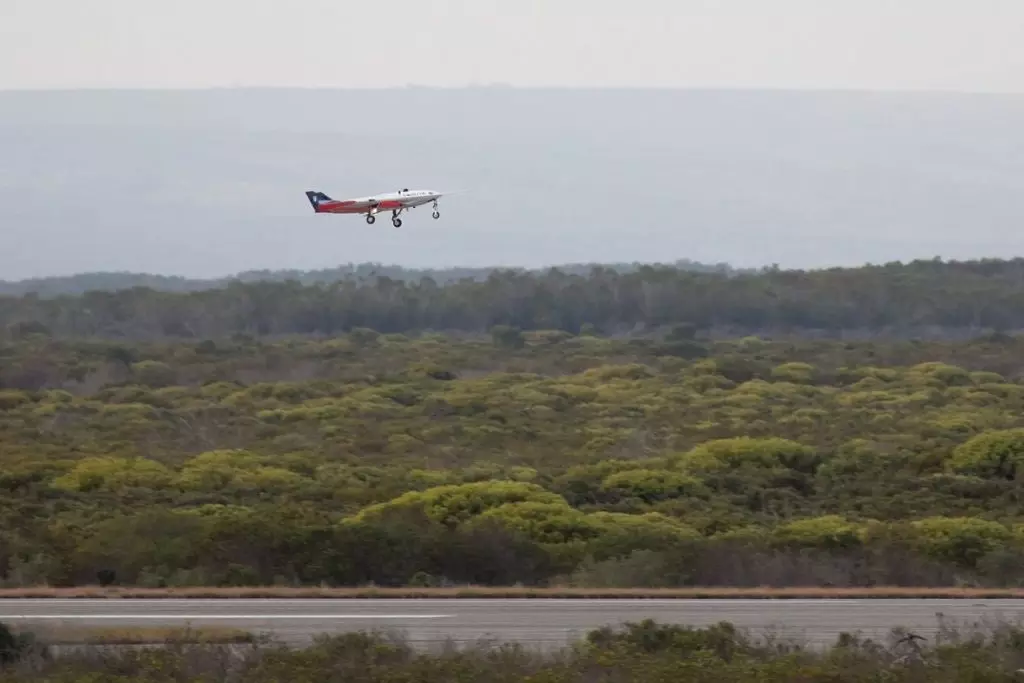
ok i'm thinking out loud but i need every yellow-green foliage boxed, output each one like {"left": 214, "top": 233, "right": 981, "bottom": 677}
{"left": 0, "top": 390, "right": 31, "bottom": 410}
{"left": 7, "top": 333, "right": 1024, "bottom": 587}
{"left": 599, "top": 469, "right": 702, "bottom": 503}
{"left": 130, "top": 360, "right": 177, "bottom": 388}
{"left": 908, "top": 361, "right": 974, "bottom": 387}
{"left": 770, "top": 362, "right": 816, "bottom": 384}
{"left": 947, "top": 428, "right": 1024, "bottom": 480}
{"left": 349, "top": 481, "right": 566, "bottom": 527}
{"left": 678, "top": 437, "right": 820, "bottom": 475}
{"left": 178, "top": 450, "right": 307, "bottom": 492}
{"left": 772, "top": 515, "right": 866, "bottom": 549}
{"left": 475, "top": 501, "right": 602, "bottom": 544}
{"left": 589, "top": 511, "right": 700, "bottom": 543}
{"left": 909, "top": 517, "right": 1015, "bottom": 565}
{"left": 53, "top": 457, "right": 175, "bottom": 492}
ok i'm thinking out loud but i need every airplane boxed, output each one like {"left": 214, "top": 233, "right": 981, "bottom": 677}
{"left": 304, "top": 188, "right": 447, "bottom": 228}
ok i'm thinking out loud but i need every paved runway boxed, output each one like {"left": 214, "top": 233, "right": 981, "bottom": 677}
{"left": 3, "top": 599, "right": 1024, "bottom": 650}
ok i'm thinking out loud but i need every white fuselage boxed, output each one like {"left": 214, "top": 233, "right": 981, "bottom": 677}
{"left": 357, "top": 189, "right": 439, "bottom": 208}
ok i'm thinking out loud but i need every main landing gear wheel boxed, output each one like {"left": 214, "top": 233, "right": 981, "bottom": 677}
{"left": 392, "top": 217, "right": 402, "bottom": 228}
{"left": 366, "top": 215, "right": 376, "bottom": 225}
{"left": 432, "top": 210, "right": 440, "bottom": 220}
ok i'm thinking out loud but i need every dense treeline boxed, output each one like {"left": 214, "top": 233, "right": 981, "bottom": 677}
{"left": 5, "top": 620, "right": 1024, "bottom": 682}
{"left": 7, "top": 257, "right": 1024, "bottom": 339}
{"left": 0, "top": 259, "right": 741, "bottom": 297}
{"left": 5, "top": 331, "right": 1024, "bottom": 586}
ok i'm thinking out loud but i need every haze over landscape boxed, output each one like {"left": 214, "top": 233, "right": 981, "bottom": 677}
{"left": 4, "top": 0, "right": 1024, "bottom": 281}
{"left": 2, "top": 87, "right": 1024, "bottom": 281}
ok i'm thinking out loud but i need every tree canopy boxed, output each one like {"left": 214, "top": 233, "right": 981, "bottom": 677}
{"left": 4, "top": 257, "right": 1024, "bottom": 340}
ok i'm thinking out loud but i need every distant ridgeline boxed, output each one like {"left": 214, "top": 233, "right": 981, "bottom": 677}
{"left": 0, "top": 259, "right": 743, "bottom": 297}
{"left": 1, "top": 257, "right": 1024, "bottom": 339}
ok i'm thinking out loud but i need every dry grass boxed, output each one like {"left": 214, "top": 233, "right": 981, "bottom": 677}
{"left": 0, "top": 586, "right": 1022, "bottom": 599}
{"left": 21, "top": 625, "right": 256, "bottom": 645}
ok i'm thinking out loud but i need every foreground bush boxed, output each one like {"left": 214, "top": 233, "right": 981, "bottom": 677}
{"left": 5, "top": 620, "right": 1024, "bottom": 682}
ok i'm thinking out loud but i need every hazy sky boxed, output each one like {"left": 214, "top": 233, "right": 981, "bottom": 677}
{"left": 3, "top": 0, "right": 1023, "bottom": 92}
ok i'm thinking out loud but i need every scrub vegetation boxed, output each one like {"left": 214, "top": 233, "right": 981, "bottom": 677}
{"left": 5, "top": 619, "right": 1024, "bottom": 682}
{"left": 4, "top": 260, "right": 1024, "bottom": 590}
{"left": 17, "top": 624, "right": 255, "bottom": 645}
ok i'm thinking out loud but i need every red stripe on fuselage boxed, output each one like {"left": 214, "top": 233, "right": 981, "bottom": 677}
{"left": 317, "top": 199, "right": 405, "bottom": 213}
{"left": 316, "top": 201, "right": 360, "bottom": 214}
{"left": 318, "top": 208, "right": 367, "bottom": 214}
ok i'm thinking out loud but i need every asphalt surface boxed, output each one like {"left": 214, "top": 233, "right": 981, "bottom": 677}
{"left": 2, "top": 598, "right": 1024, "bottom": 650}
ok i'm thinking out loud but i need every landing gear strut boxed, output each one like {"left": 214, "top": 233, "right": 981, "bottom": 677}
{"left": 432, "top": 200, "right": 440, "bottom": 220}
{"left": 392, "top": 209, "right": 403, "bottom": 228}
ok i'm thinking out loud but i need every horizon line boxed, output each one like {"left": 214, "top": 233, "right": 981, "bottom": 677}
{"left": 2, "top": 85, "right": 1024, "bottom": 98}
{"left": 1, "top": 254, "right": 1016, "bottom": 286}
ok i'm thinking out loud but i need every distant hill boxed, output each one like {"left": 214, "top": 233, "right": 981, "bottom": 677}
{"left": 0, "top": 259, "right": 747, "bottom": 297}
{"left": 2, "top": 88, "right": 1024, "bottom": 281}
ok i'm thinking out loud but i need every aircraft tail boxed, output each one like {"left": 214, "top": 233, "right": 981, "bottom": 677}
{"left": 305, "top": 190, "right": 332, "bottom": 212}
